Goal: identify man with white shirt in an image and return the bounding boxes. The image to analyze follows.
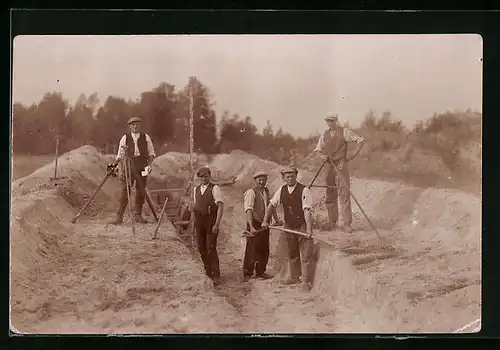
[192,166,224,286]
[108,117,156,225]
[313,112,365,233]
[262,166,315,292]
[242,171,283,282]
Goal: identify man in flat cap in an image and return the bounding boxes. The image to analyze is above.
[242,171,283,282]
[191,166,224,286]
[108,116,156,225]
[313,112,365,233]
[262,166,315,292]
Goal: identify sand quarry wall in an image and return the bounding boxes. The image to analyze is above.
[10,146,244,333]
[10,147,481,333]
[209,150,481,332]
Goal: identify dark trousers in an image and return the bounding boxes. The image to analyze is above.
[195,213,220,278]
[243,219,270,277]
[117,157,148,216]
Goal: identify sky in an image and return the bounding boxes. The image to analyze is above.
[12,34,482,138]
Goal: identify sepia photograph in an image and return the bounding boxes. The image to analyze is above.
[10,34,482,334]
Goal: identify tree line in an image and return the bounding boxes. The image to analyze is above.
[12,76,481,171]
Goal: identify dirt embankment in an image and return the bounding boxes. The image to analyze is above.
[209,150,481,333]
[10,147,481,333]
[10,146,243,333]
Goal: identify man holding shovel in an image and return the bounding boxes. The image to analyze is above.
[261,166,315,292]
[242,171,283,282]
[313,112,365,233]
[108,116,156,225]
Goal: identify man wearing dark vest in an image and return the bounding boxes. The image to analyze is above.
[108,116,156,225]
[242,171,283,282]
[313,112,365,233]
[262,166,315,292]
[192,166,224,286]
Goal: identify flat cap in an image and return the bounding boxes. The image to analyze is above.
[324,112,339,121]
[196,166,211,177]
[128,116,142,124]
[280,166,298,175]
[252,171,268,179]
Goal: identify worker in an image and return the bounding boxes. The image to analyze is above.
[261,166,315,292]
[243,171,283,282]
[191,166,224,286]
[313,112,365,233]
[108,116,156,225]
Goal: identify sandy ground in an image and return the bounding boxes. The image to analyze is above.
[10,146,481,334]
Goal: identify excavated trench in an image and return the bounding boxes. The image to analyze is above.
[10,146,481,333]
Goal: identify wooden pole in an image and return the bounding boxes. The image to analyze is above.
[53,135,61,181]
[327,157,382,240]
[152,197,169,240]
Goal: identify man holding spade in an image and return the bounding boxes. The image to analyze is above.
[242,171,283,282]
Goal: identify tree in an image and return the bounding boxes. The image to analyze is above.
[137,82,176,147]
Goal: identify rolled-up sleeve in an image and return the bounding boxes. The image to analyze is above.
[344,128,364,144]
[145,134,156,158]
[302,187,313,210]
[313,133,325,153]
[244,189,255,212]
[269,188,281,208]
[212,185,224,204]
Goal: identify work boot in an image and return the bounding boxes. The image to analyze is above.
[134,213,148,224]
[243,274,252,282]
[108,213,123,225]
[281,277,300,285]
[340,224,353,233]
[212,276,222,286]
[300,282,312,293]
[255,272,273,280]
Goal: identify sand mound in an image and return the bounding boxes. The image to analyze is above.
[9,147,244,333]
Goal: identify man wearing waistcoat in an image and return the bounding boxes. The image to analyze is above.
[192,166,224,286]
[313,112,365,233]
[262,166,315,292]
[108,117,156,225]
[242,171,283,282]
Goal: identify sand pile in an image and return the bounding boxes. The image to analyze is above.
[9,146,245,333]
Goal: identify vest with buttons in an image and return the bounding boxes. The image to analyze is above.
[194,183,218,217]
[250,186,270,223]
[323,128,347,158]
[125,133,148,161]
[280,182,306,230]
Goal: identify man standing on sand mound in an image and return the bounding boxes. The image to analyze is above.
[313,112,365,233]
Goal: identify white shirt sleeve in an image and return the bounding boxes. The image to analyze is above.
[192,187,196,203]
[269,187,282,208]
[212,185,223,204]
[244,189,255,212]
[302,186,313,210]
[313,133,325,153]
[116,135,127,161]
[344,128,365,144]
[145,134,156,158]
